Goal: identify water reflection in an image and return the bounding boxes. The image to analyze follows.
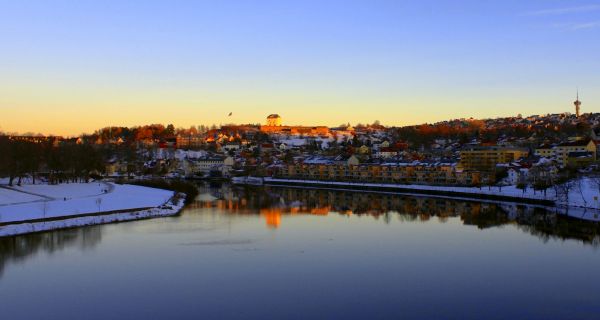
[1,183,599,281]
[0,227,102,278]
[194,183,600,246]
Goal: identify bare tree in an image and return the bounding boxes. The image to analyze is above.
[554,180,575,206]
[575,179,588,207]
[589,175,600,196]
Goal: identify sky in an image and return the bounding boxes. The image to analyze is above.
[1,0,599,136]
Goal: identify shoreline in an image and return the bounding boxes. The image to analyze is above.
[263,177,555,205]
[0,182,188,237]
[0,193,185,237]
[262,178,600,222]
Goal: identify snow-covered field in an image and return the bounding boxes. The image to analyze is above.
[0,182,177,225]
[9,183,108,200]
[0,188,46,205]
[0,195,184,237]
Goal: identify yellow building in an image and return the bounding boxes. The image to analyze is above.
[460,146,529,171]
[534,144,554,158]
[358,145,370,154]
[260,114,329,135]
[553,139,596,168]
[275,161,490,186]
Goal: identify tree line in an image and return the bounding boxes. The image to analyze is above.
[0,136,105,186]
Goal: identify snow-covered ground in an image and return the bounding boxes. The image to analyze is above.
[0,188,46,205]
[9,183,107,199]
[0,195,184,237]
[264,177,600,210]
[0,182,177,225]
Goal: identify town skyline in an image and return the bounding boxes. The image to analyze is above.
[3,2,600,318]
[2,95,589,137]
[2,1,599,136]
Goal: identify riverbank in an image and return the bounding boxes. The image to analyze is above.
[263,177,600,211]
[0,182,186,237]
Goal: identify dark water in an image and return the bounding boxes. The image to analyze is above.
[1,183,600,320]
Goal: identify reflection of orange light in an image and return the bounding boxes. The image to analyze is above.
[264,213,281,228]
[260,208,282,228]
[310,207,330,215]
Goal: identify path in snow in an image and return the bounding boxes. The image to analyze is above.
[0,186,48,206]
[0,183,175,224]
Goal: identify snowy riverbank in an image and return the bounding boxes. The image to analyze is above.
[0,182,185,236]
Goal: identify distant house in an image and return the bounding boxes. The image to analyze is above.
[347,155,360,166]
[358,145,370,154]
[223,143,241,152]
[184,156,235,177]
[374,147,399,159]
[567,151,595,168]
[261,143,274,152]
[176,135,204,148]
[507,167,529,185]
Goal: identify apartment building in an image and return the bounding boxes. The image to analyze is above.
[459,146,529,171]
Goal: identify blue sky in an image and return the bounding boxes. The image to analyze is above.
[1,0,599,135]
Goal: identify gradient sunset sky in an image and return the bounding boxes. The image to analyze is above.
[1,0,599,136]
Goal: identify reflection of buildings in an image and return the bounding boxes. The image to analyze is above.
[192,182,600,245]
[194,184,517,227]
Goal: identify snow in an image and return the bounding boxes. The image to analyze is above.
[278,138,307,147]
[174,149,208,160]
[0,188,46,205]
[560,177,600,209]
[0,183,176,224]
[10,183,107,200]
[0,196,184,237]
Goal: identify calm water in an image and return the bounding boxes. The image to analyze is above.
[1,183,600,319]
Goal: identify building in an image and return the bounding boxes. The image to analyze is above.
[176,135,205,148]
[266,114,282,126]
[182,156,235,177]
[374,147,400,158]
[567,151,595,168]
[534,139,596,168]
[534,144,554,158]
[459,146,529,171]
[553,139,596,168]
[507,167,529,185]
[260,114,329,135]
[274,159,489,186]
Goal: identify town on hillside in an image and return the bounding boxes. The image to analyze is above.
[1,97,599,193]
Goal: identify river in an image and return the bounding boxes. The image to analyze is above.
[1,183,599,319]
